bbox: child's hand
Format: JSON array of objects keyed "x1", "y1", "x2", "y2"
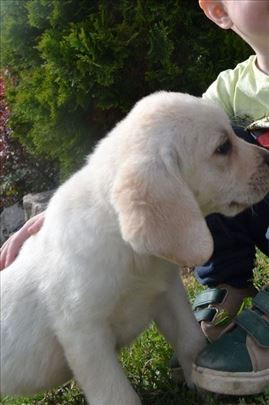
[{"x1": 0, "y1": 212, "x2": 45, "y2": 270}]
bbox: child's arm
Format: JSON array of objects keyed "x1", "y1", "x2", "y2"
[{"x1": 0, "y1": 212, "x2": 45, "y2": 270}]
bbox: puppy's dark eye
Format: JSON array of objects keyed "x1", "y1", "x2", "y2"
[{"x1": 215, "y1": 139, "x2": 232, "y2": 155}]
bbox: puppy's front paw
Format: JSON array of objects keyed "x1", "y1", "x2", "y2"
[{"x1": 170, "y1": 360, "x2": 194, "y2": 389}]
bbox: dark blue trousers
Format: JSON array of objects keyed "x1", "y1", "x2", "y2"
[{"x1": 195, "y1": 126, "x2": 269, "y2": 288}]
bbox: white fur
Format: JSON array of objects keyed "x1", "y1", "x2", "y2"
[{"x1": 1, "y1": 92, "x2": 269, "y2": 405}]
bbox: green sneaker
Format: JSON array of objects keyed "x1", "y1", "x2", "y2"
[{"x1": 192, "y1": 287, "x2": 269, "y2": 395}]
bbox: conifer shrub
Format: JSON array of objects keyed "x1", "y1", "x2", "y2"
[{"x1": 1, "y1": 0, "x2": 250, "y2": 178}]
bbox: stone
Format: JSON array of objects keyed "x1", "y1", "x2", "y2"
[
  {"x1": 23, "y1": 190, "x2": 55, "y2": 220},
  {"x1": 0, "y1": 190, "x2": 55, "y2": 244},
  {"x1": 0, "y1": 203, "x2": 25, "y2": 244}
]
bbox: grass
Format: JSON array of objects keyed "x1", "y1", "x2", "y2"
[{"x1": 1, "y1": 251, "x2": 268, "y2": 405}]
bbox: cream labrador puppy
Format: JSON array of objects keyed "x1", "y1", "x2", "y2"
[{"x1": 1, "y1": 92, "x2": 269, "y2": 405}]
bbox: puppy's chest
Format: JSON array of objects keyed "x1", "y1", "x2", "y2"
[{"x1": 110, "y1": 274, "x2": 169, "y2": 348}]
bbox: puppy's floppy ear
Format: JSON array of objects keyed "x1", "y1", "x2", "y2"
[{"x1": 111, "y1": 154, "x2": 213, "y2": 267}]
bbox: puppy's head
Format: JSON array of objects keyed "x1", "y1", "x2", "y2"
[{"x1": 111, "y1": 92, "x2": 269, "y2": 267}]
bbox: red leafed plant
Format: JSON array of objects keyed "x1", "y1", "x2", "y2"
[{"x1": 0, "y1": 72, "x2": 58, "y2": 211}]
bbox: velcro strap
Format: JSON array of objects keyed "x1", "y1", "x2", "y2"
[
  {"x1": 235, "y1": 309, "x2": 269, "y2": 348},
  {"x1": 192, "y1": 288, "x2": 226, "y2": 310},
  {"x1": 253, "y1": 288, "x2": 269, "y2": 316},
  {"x1": 194, "y1": 307, "x2": 216, "y2": 323}
]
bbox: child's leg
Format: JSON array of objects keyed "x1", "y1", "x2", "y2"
[
  {"x1": 195, "y1": 195, "x2": 268, "y2": 288},
  {"x1": 190, "y1": 125, "x2": 269, "y2": 394},
  {"x1": 195, "y1": 211, "x2": 256, "y2": 288}
]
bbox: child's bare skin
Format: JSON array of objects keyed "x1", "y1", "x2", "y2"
[
  {"x1": 0, "y1": 212, "x2": 45, "y2": 270},
  {"x1": 199, "y1": 0, "x2": 269, "y2": 74}
]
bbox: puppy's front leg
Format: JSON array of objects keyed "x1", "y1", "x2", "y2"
[
  {"x1": 154, "y1": 275, "x2": 207, "y2": 386},
  {"x1": 57, "y1": 324, "x2": 141, "y2": 405}
]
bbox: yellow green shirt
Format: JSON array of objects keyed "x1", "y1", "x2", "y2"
[{"x1": 203, "y1": 55, "x2": 269, "y2": 122}]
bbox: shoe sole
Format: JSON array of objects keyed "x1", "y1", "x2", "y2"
[{"x1": 192, "y1": 364, "x2": 269, "y2": 395}]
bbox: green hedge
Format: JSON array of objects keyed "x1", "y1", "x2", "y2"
[{"x1": 1, "y1": 0, "x2": 251, "y2": 178}]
